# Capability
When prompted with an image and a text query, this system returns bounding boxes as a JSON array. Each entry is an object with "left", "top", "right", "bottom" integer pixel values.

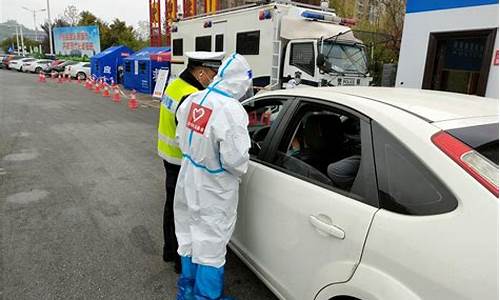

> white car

[
  {"left": 25, "top": 59, "right": 54, "bottom": 73},
  {"left": 232, "top": 87, "right": 498, "bottom": 300},
  {"left": 9, "top": 58, "right": 36, "bottom": 72},
  {"left": 67, "top": 62, "right": 91, "bottom": 80}
]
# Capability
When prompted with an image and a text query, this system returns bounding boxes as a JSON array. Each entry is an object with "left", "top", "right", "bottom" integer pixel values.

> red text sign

[
  {"left": 187, "top": 103, "right": 212, "bottom": 134},
  {"left": 494, "top": 50, "right": 499, "bottom": 66}
]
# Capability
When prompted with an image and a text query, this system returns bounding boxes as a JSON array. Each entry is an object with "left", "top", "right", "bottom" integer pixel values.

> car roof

[{"left": 261, "top": 87, "right": 498, "bottom": 122}]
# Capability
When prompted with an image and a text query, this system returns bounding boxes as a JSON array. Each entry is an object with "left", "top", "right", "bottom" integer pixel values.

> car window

[
  {"left": 268, "top": 102, "right": 378, "bottom": 204},
  {"left": 243, "top": 98, "right": 288, "bottom": 158},
  {"left": 372, "top": 122, "right": 458, "bottom": 215}
]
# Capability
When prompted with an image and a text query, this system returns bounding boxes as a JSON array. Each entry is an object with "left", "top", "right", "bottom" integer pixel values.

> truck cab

[
  {"left": 279, "top": 13, "right": 371, "bottom": 88},
  {"left": 170, "top": 1, "right": 371, "bottom": 90}
]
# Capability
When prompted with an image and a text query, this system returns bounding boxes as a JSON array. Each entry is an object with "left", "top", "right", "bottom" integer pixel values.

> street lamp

[
  {"left": 46, "top": 0, "right": 53, "bottom": 55},
  {"left": 22, "top": 6, "right": 46, "bottom": 43}
]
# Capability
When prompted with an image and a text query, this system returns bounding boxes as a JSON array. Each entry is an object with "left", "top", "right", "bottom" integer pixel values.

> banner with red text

[{"left": 53, "top": 26, "right": 100, "bottom": 57}]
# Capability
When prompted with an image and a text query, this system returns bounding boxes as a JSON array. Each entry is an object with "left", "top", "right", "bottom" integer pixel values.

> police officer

[{"left": 157, "top": 52, "right": 224, "bottom": 273}]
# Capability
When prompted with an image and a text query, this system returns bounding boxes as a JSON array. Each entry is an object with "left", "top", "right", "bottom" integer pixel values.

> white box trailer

[{"left": 170, "top": 1, "right": 372, "bottom": 89}]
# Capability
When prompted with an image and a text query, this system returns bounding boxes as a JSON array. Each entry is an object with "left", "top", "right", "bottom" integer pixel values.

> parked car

[
  {"left": 68, "top": 62, "right": 91, "bottom": 80},
  {"left": 231, "top": 87, "right": 498, "bottom": 300},
  {"left": 25, "top": 59, "right": 54, "bottom": 73},
  {"left": 48, "top": 60, "right": 78, "bottom": 74},
  {"left": 9, "top": 58, "right": 36, "bottom": 72},
  {"left": 2, "top": 55, "right": 24, "bottom": 69}
]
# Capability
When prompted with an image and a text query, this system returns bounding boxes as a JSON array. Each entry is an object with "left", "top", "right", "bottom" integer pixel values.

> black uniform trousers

[{"left": 163, "top": 160, "right": 181, "bottom": 269}]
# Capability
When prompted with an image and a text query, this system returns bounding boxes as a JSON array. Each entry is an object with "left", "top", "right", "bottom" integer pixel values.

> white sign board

[{"left": 153, "top": 69, "right": 170, "bottom": 98}]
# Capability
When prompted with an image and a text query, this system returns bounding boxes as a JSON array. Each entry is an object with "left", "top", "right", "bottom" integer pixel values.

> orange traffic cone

[
  {"left": 112, "top": 86, "right": 121, "bottom": 103},
  {"left": 57, "top": 74, "right": 63, "bottom": 83},
  {"left": 98, "top": 79, "right": 104, "bottom": 89},
  {"left": 94, "top": 81, "right": 101, "bottom": 93},
  {"left": 38, "top": 72, "right": 46, "bottom": 83},
  {"left": 102, "top": 85, "right": 111, "bottom": 97},
  {"left": 67, "top": 74, "right": 72, "bottom": 83},
  {"left": 128, "top": 90, "right": 139, "bottom": 110}
]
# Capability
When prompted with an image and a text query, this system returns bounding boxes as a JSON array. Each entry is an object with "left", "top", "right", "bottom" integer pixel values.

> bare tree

[
  {"left": 380, "top": 0, "right": 406, "bottom": 53},
  {"left": 63, "top": 5, "right": 80, "bottom": 26},
  {"left": 136, "top": 20, "right": 150, "bottom": 41}
]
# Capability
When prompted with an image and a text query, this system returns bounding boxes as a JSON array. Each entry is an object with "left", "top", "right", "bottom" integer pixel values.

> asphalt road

[{"left": 0, "top": 70, "right": 277, "bottom": 300}]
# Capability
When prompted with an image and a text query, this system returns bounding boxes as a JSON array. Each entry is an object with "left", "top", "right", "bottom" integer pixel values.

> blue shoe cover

[
  {"left": 176, "top": 256, "right": 198, "bottom": 300},
  {"left": 194, "top": 265, "right": 225, "bottom": 300}
]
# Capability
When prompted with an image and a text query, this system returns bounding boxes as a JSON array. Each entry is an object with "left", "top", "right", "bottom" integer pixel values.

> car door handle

[{"left": 309, "top": 215, "right": 345, "bottom": 240}]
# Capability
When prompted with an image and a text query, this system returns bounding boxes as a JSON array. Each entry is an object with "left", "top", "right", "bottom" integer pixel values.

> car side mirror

[{"left": 316, "top": 54, "right": 331, "bottom": 73}]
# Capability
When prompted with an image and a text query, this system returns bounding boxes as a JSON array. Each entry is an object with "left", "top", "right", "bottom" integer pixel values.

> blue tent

[
  {"left": 90, "top": 45, "right": 134, "bottom": 84},
  {"left": 123, "top": 47, "right": 171, "bottom": 94}
]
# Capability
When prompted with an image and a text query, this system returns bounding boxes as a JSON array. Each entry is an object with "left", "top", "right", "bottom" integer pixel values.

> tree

[
  {"left": 1, "top": 36, "right": 39, "bottom": 53},
  {"left": 63, "top": 5, "right": 80, "bottom": 26},
  {"left": 40, "top": 18, "right": 69, "bottom": 53},
  {"left": 379, "top": 0, "right": 406, "bottom": 54},
  {"left": 136, "top": 20, "right": 150, "bottom": 41}
]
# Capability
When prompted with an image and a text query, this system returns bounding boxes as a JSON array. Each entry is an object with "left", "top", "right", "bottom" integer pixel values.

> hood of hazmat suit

[{"left": 174, "top": 53, "right": 252, "bottom": 268}]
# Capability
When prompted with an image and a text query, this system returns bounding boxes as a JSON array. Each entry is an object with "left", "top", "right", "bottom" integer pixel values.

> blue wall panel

[{"left": 407, "top": 0, "right": 498, "bottom": 13}]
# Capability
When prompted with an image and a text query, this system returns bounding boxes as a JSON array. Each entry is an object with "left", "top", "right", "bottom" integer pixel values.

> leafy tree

[
  {"left": 40, "top": 18, "right": 70, "bottom": 53},
  {"left": 0, "top": 36, "right": 39, "bottom": 53}
]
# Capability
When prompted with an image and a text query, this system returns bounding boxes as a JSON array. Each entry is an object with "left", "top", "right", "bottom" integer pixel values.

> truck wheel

[{"left": 77, "top": 72, "right": 86, "bottom": 80}]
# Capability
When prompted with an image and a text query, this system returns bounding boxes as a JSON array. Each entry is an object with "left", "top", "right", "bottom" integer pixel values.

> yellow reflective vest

[{"left": 158, "top": 78, "right": 199, "bottom": 165}]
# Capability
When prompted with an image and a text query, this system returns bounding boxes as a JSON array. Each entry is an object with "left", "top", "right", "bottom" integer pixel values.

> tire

[
  {"left": 18, "top": 67, "right": 22, "bottom": 72},
  {"left": 77, "top": 72, "right": 86, "bottom": 80},
  {"left": 35, "top": 67, "right": 42, "bottom": 74}
]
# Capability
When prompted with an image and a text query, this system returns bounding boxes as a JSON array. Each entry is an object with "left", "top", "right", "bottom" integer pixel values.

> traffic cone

[
  {"left": 38, "top": 72, "right": 46, "bottom": 83},
  {"left": 58, "top": 74, "right": 63, "bottom": 83},
  {"left": 102, "top": 84, "right": 111, "bottom": 97},
  {"left": 67, "top": 74, "right": 72, "bottom": 83},
  {"left": 128, "top": 90, "right": 139, "bottom": 110},
  {"left": 85, "top": 79, "right": 91, "bottom": 89},
  {"left": 112, "top": 86, "right": 121, "bottom": 103},
  {"left": 94, "top": 81, "right": 101, "bottom": 93},
  {"left": 98, "top": 79, "right": 104, "bottom": 89}
]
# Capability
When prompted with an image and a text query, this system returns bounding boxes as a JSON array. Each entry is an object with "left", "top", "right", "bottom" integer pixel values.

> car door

[{"left": 232, "top": 97, "right": 380, "bottom": 300}]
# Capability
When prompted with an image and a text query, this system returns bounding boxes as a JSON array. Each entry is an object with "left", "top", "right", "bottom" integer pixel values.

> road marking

[{"left": 0, "top": 168, "right": 6, "bottom": 176}]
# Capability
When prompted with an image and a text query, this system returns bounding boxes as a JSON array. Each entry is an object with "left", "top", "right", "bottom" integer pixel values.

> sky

[{"left": 0, "top": 0, "right": 150, "bottom": 30}]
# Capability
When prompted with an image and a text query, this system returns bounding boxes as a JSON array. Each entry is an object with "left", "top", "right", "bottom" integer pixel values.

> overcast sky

[{"left": 1, "top": 0, "right": 150, "bottom": 30}]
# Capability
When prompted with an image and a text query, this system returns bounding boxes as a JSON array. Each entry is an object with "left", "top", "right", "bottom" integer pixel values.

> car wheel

[
  {"left": 18, "top": 67, "right": 22, "bottom": 72},
  {"left": 35, "top": 67, "right": 42, "bottom": 74},
  {"left": 77, "top": 72, "right": 86, "bottom": 80}
]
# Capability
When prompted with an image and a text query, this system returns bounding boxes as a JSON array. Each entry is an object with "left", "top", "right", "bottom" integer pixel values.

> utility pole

[
  {"left": 15, "top": 26, "right": 20, "bottom": 55},
  {"left": 20, "top": 25, "right": 25, "bottom": 55},
  {"left": 22, "top": 7, "right": 47, "bottom": 43},
  {"left": 46, "top": 0, "right": 54, "bottom": 55}
]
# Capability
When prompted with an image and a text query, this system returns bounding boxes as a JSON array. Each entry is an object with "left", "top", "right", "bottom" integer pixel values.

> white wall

[{"left": 396, "top": 4, "right": 499, "bottom": 98}]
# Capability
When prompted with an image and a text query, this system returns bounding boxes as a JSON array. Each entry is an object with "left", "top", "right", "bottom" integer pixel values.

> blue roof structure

[
  {"left": 123, "top": 47, "right": 171, "bottom": 94},
  {"left": 90, "top": 45, "right": 134, "bottom": 83},
  {"left": 124, "top": 47, "right": 170, "bottom": 61}
]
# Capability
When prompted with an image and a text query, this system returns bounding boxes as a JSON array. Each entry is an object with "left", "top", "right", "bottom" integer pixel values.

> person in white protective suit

[{"left": 174, "top": 53, "right": 252, "bottom": 300}]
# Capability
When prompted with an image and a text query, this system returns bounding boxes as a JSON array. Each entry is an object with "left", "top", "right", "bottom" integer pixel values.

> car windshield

[{"left": 321, "top": 41, "right": 368, "bottom": 75}]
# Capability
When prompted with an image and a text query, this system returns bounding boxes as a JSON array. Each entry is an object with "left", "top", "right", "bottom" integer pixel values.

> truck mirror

[
  {"left": 316, "top": 54, "right": 325, "bottom": 67},
  {"left": 316, "top": 54, "right": 331, "bottom": 73}
]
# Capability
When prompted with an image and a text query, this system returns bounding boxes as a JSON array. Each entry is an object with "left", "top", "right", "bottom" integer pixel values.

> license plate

[{"left": 342, "top": 78, "right": 355, "bottom": 86}]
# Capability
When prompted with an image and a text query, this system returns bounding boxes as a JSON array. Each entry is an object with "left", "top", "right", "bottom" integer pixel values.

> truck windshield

[{"left": 321, "top": 42, "right": 368, "bottom": 75}]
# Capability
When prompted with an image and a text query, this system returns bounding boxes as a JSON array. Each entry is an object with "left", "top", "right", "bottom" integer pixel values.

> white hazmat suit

[{"left": 174, "top": 53, "right": 252, "bottom": 300}]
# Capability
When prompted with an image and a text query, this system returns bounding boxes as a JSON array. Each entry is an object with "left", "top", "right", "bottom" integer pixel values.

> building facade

[{"left": 396, "top": 0, "right": 499, "bottom": 98}]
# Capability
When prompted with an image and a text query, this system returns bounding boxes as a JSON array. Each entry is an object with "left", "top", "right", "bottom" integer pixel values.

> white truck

[{"left": 170, "top": 0, "right": 371, "bottom": 89}]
